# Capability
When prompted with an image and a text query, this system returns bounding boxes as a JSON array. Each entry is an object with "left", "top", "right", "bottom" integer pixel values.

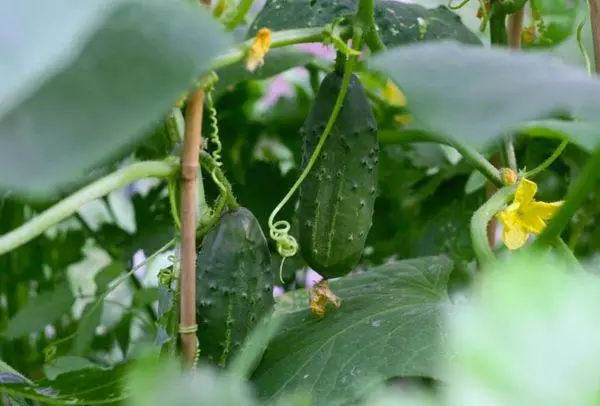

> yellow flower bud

[
  {"left": 245, "top": 27, "right": 272, "bottom": 72},
  {"left": 500, "top": 168, "right": 518, "bottom": 185}
]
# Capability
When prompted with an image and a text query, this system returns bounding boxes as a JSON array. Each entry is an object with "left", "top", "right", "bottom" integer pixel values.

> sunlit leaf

[
  {"left": 252, "top": 257, "right": 453, "bottom": 406},
  {"left": 0, "top": 0, "right": 232, "bottom": 198}
]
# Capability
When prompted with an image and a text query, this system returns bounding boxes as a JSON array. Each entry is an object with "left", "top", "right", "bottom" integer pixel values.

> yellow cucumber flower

[
  {"left": 496, "top": 178, "right": 563, "bottom": 250},
  {"left": 245, "top": 27, "right": 272, "bottom": 72}
]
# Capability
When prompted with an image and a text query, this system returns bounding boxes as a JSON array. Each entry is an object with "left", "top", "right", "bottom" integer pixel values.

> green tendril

[
  {"left": 448, "top": 0, "right": 470, "bottom": 10},
  {"left": 204, "top": 75, "right": 230, "bottom": 219},
  {"left": 194, "top": 338, "right": 201, "bottom": 368},
  {"left": 524, "top": 139, "right": 569, "bottom": 179},
  {"left": 267, "top": 27, "right": 364, "bottom": 285},
  {"left": 168, "top": 180, "right": 181, "bottom": 230},
  {"left": 205, "top": 82, "right": 223, "bottom": 167},
  {"left": 577, "top": 14, "right": 592, "bottom": 75}
]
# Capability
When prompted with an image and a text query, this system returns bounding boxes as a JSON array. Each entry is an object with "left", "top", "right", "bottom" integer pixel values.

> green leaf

[
  {"left": 375, "top": 3, "right": 481, "bottom": 47},
  {"left": 515, "top": 119, "right": 597, "bottom": 152},
  {"left": 43, "top": 356, "right": 96, "bottom": 380},
  {"left": 0, "top": 361, "right": 131, "bottom": 403},
  {"left": 414, "top": 191, "right": 482, "bottom": 268},
  {"left": 116, "top": 313, "right": 133, "bottom": 355},
  {"left": 71, "top": 302, "right": 104, "bottom": 356},
  {"left": 249, "top": 1, "right": 480, "bottom": 46},
  {"left": 94, "top": 261, "right": 126, "bottom": 292},
  {"left": 446, "top": 252, "right": 600, "bottom": 406},
  {"left": 251, "top": 256, "right": 453, "bottom": 406},
  {"left": 0, "top": 0, "right": 232, "bottom": 199},
  {"left": 2, "top": 284, "right": 74, "bottom": 339},
  {"left": 370, "top": 43, "right": 600, "bottom": 150},
  {"left": 247, "top": 0, "right": 356, "bottom": 35},
  {"left": 214, "top": 48, "right": 315, "bottom": 99},
  {"left": 523, "top": 0, "right": 579, "bottom": 48},
  {"left": 228, "top": 311, "right": 288, "bottom": 379},
  {"left": 127, "top": 356, "right": 258, "bottom": 406},
  {"left": 464, "top": 170, "right": 487, "bottom": 194},
  {"left": 133, "top": 287, "right": 160, "bottom": 308}
]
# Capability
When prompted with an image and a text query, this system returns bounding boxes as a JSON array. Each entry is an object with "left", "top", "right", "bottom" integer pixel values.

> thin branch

[
  {"left": 0, "top": 160, "right": 179, "bottom": 257},
  {"left": 180, "top": 88, "right": 205, "bottom": 368},
  {"left": 224, "top": 0, "right": 254, "bottom": 31},
  {"left": 210, "top": 27, "right": 330, "bottom": 71}
]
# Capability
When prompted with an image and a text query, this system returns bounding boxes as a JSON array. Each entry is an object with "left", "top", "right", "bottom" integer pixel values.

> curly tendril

[
  {"left": 203, "top": 73, "right": 229, "bottom": 215},
  {"left": 267, "top": 27, "right": 364, "bottom": 284},
  {"left": 577, "top": 14, "right": 592, "bottom": 75},
  {"left": 448, "top": 0, "right": 470, "bottom": 10},
  {"left": 204, "top": 83, "right": 223, "bottom": 168}
]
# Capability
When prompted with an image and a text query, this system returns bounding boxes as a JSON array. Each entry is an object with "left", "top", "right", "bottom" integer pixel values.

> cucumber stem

[
  {"left": 357, "top": 0, "right": 385, "bottom": 53},
  {"left": 470, "top": 185, "right": 516, "bottom": 269}
]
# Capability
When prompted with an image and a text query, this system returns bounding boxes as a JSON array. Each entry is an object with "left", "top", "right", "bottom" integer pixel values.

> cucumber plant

[{"left": 0, "top": 0, "right": 599, "bottom": 406}]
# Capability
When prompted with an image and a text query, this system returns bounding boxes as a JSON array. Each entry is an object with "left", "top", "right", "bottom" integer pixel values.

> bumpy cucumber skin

[
  {"left": 195, "top": 207, "right": 273, "bottom": 367},
  {"left": 297, "top": 71, "right": 379, "bottom": 279}
]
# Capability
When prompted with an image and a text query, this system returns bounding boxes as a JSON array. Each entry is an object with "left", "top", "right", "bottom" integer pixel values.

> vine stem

[
  {"left": 441, "top": 137, "right": 504, "bottom": 187},
  {"left": 180, "top": 88, "right": 205, "bottom": 368},
  {"left": 357, "top": 0, "right": 385, "bottom": 52},
  {"left": 471, "top": 185, "right": 517, "bottom": 268},
  {"left": 0, "top": 160, "right": 178, "bottom": 257},
  {"left": 224, "top": 0, "right": 254, "bottom": 31},
  {"left": 210, "top": 27, "right": 334, "bottom": 71}
]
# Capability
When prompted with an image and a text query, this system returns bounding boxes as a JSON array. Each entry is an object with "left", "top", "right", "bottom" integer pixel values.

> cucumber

[
  {"left": 195, "top": 207, "right": 274, "bottom": 367},
  {"left": 297, "top": 71, "right": 379, "bottom": 279}
]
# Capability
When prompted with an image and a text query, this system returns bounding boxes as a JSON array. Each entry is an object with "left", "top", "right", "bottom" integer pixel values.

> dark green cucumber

[
  {"left": 196, "top": 207, "right": 273, "bottom": 367},
  {"left": 297, "top": 71, "right": 379, "bottom": 278}
]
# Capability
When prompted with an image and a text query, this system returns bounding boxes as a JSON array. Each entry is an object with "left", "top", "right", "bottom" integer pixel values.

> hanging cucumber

[
  {"left": 297, "top": 70, "right": 379, "bottom": 279},
  {"left": 195, "top": 207, "right": 274, "bottom": 367}
]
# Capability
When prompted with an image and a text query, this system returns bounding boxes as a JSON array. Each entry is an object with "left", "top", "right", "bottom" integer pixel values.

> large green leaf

[
  {"left": 0, "top": 0, "right": 231, "bottom": 199},
  {"left": 71, "top": 302, "right": 104, "bottom": 356},
  {"left": 2, "top": 284, "right": 74, "bottom": 339},
  {"left": 43, "top": 356, "right": 96, "bottom": 380},
  {"left": 251, "top": 256, "right": 453, "bottom": 406},
  {"left": 247, "top": 0, "right": 356, "bottom": 35},
  {"left": 0, "top": 360, "right": 131, "bottom": 403},
  {"left": 248, "top": 1, "right": 480, "bottom": 46},
  {"left": 127, "top": 356, "right": 258, "bottom": 406},
  {"left": 375, "top": 3, "right": 481, "bottom": 47},
  {"left": 370, "top": 43, "right": 600, "bottom": 150},
  {"left": 445, "top": 252, "right": 600, "bottom": 406},
  {"left": 515, "top": 119, "right": 598, "bottom": 152}
]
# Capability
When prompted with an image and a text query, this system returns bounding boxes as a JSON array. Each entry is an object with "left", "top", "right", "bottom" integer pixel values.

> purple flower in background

[
  {"left": 296, "top": 42, "right": 336, "bottom": 60},
  {"left": 257, "top": 73, "right": 295, "bottom": 110},
  {"left": 133, "top": 249, "right": 146, "bottom": 279},
  {"left": 305, "top": 269, "right": 323, "bottom": 288}
]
